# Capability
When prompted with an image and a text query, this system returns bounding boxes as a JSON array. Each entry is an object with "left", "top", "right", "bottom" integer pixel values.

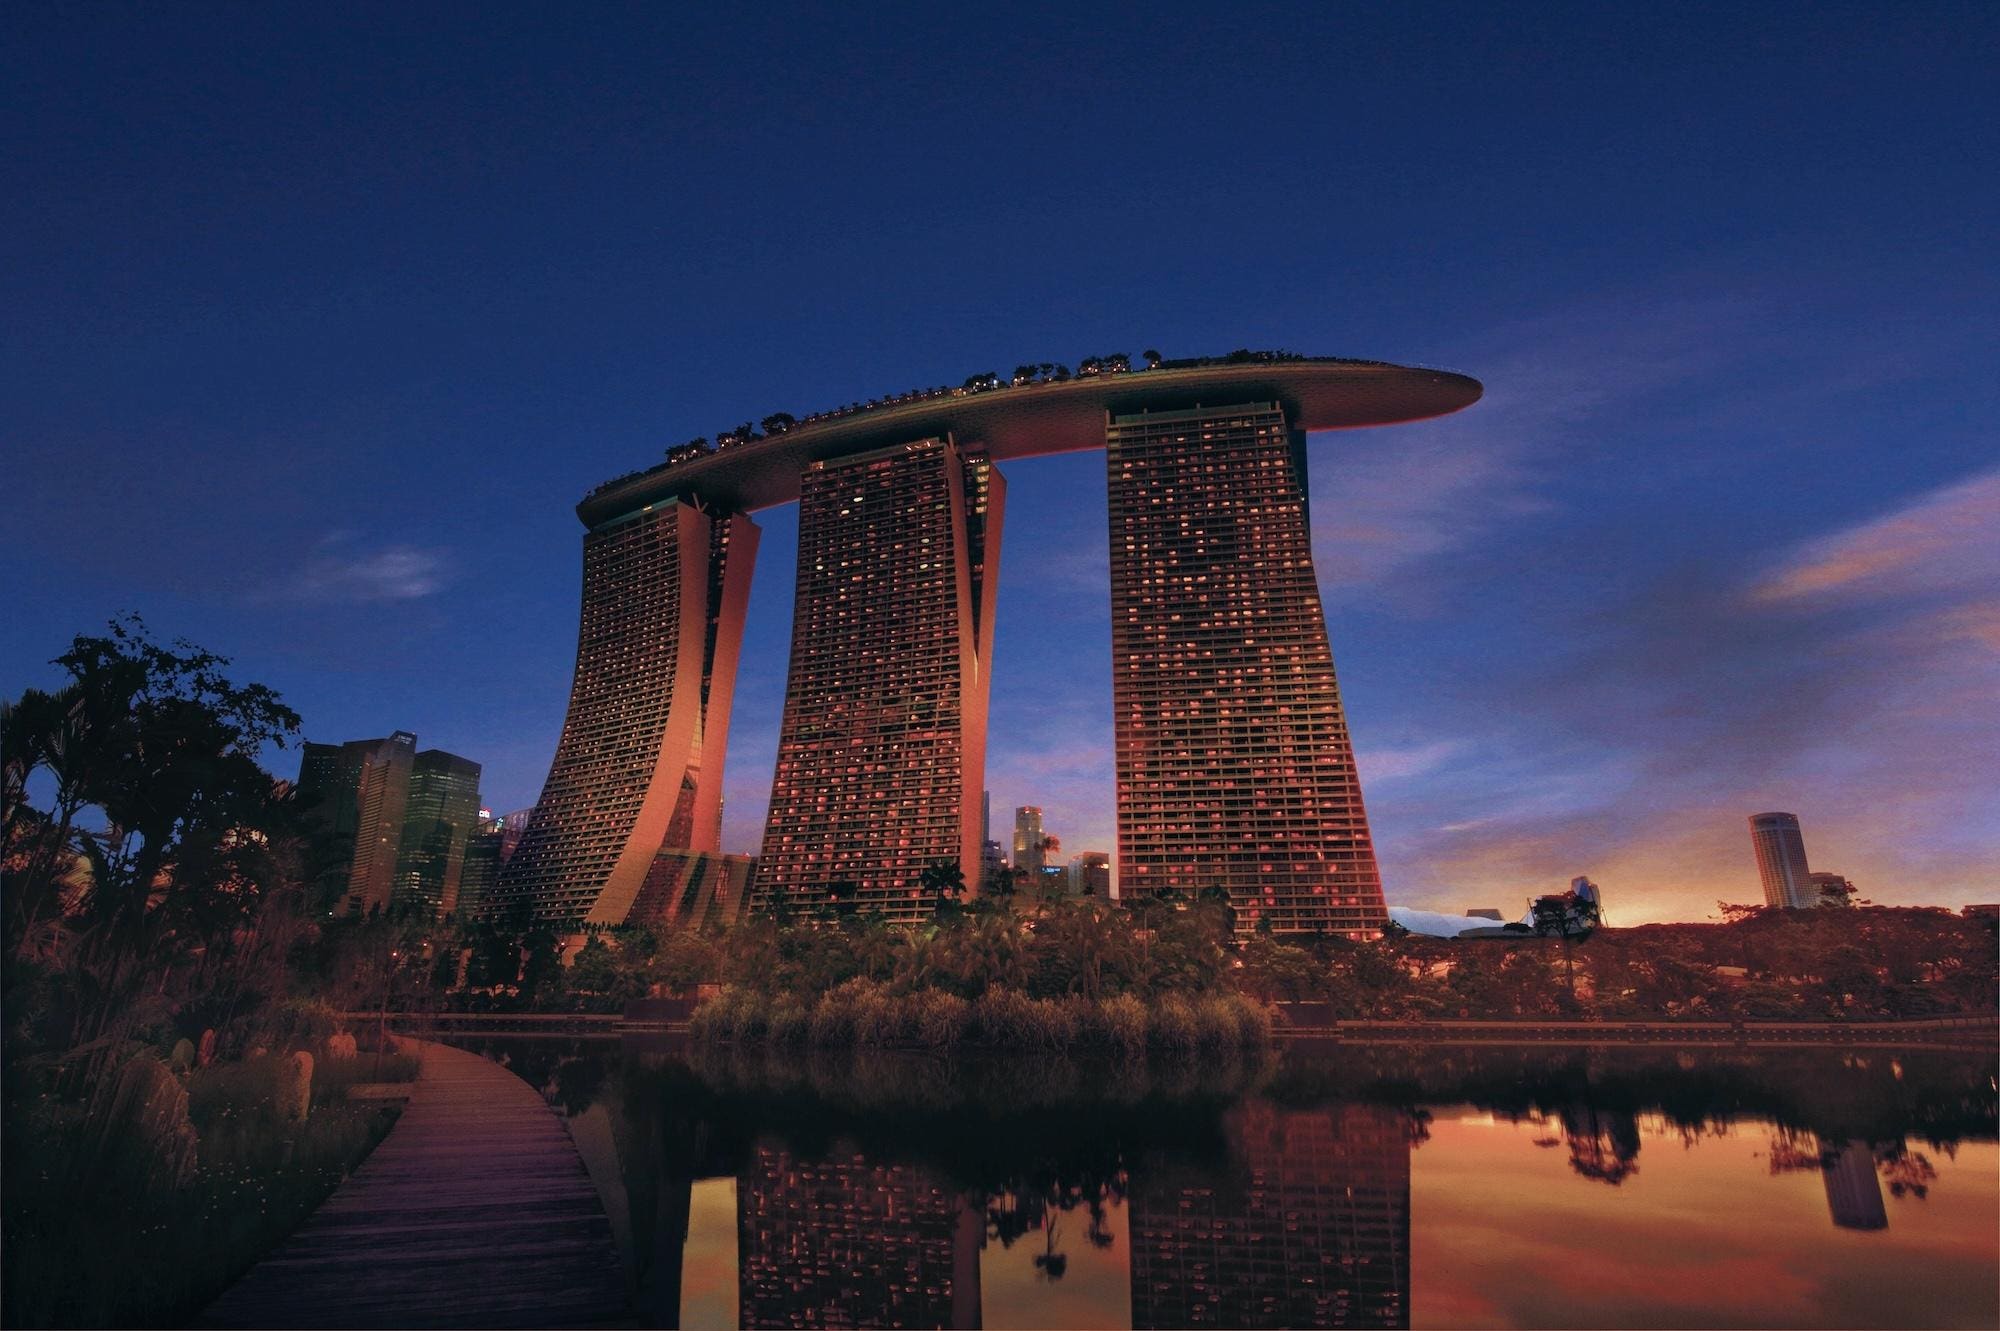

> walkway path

[{"left": 204, "top": 1038, "right": 627, "bottom": 1328}]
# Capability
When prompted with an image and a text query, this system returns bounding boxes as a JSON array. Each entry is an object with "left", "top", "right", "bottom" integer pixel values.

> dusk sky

[{"left": 8, "top": 3, "right": 1996, "bottom": 923}]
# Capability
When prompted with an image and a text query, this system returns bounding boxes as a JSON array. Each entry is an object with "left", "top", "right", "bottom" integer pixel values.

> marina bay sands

[{"left": 488, "top": 354, "right": 1483, "bottom": 935}]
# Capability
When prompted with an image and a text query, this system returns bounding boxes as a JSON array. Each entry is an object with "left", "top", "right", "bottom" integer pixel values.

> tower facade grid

[
  {"left": 1106, "top": 401, "right": 1384, "bottom": 935},
  {"left": 755, "top": 437, "right": 1003, "bottom": 920},
  {"left": 493, "top": 500, "right": 758, "bottom": 925}
]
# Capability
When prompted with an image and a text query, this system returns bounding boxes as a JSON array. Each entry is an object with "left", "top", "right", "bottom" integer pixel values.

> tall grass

[{"left": 687, "top": 984, "right": 1273, "bottom": 1057}]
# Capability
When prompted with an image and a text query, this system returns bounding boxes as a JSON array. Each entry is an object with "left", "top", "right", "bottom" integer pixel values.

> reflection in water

[
  {"left": 460, "top": 1039, "right": 1997, "bottom": 1330},
  {"left": 1128, "top": 1102, "right": 1409, "bottom": 1329},
  {"left": 737, "top": 1144, "right": 984, "bottom": 1329},
  {"left": 1821, "top": 1140, "right": 1888, "bottom": 1231}
]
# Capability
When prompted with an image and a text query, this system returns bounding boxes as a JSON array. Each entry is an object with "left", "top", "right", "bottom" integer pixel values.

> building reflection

[
  {"left": 1126, "top": 1101, "right": 1411, "bottom": 1329},
  {"left": 1821, "top": 1139, "right": 1888, "bottom": 1231},
  {"left": 736, "top": 1142, "right": 984, "bottom": 1329}
]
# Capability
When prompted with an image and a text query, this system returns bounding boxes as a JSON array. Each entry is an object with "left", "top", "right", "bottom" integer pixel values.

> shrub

[
  {"left": 766, "top": 1001, "right": 810, "bottom": 1046},
  {"left": 972, "top": 988, "right": 1071, "bottom": 1050},
  {"left": 1193, "top": 995, "right": 1239, "bottom": 1049},
  {"left": 1148, "top": 994, "right": 1200, "bottom": 1053},
  {"left": 1231, "top": 993, "right": 1274, "bottom": 1047},
  {"left": 908, "top": 990, "right": 971, "bottom": 1048},
  {"left": 1100, "top": 994, "right": 1150, "bottom": 1058},
  {"left": 850, "top": 986, "right": 901, "bottom": 1047}
]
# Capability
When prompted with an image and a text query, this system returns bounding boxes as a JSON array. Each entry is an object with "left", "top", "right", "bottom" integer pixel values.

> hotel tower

[{"left": 511, "top": 354, "right": 1480, "bottom": 933}]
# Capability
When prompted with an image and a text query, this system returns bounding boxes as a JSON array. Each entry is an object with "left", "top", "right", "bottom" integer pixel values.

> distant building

[
  {"left": 1013, "top": 806, "right": 1044, "bottom": 876},
  {"left": 392, "top": 749, "right": 483, "bottom": 916},
  {"left": 1821, "top": 1140, "right": 1888, "bottom": 1231},
  {"left": 1808, "top": 871, "right": 1856, "bottom": 907},
  {"left": 1962, "top": 903, "right": 1999, "bottom": 921},
  {"left": 1749, "top": 812, "right": 1813, "bottom": 909},
  {"left": 1070, "top": 851, "right": 1112, "bottom": 898},
  {"left": 980, "top": 839, "right": 1008, "bottom": 894},
  {"left": 1464, "top": 908, "right": 1504, "bottom": 921},
  {"left": 457, "top": 821, "right": 504, "bottom": 920},
  {"left": 297, "top": 731, "right": 418, "bottom": 916}
]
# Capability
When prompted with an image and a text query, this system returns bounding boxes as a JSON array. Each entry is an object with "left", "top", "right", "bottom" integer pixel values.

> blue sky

[{"left": 7, "top": 3, "right": 1996, "bottom": 921}]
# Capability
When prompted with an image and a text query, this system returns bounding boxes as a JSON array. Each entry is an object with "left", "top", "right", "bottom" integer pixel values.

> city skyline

[{"left": 8, "top": 5, "right": 1995, "bottom": 924}]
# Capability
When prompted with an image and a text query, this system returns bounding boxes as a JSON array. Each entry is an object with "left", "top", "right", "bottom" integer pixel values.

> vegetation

[{"left": 2, "top": 619, "right": 418, "bottom": 1328}]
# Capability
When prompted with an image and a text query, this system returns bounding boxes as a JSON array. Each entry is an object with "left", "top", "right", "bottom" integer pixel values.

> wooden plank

[{"left": 202, "top": 1038, "right": 628, "bottom": 1329}]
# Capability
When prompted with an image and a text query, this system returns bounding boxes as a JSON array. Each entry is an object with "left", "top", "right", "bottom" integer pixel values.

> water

[{"left": 458, "top": 1038, "right": 1998, "bottom": 1329}]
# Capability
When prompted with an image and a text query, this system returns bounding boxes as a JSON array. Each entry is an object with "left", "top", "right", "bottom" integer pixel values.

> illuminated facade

[
  {"left": 492, "top": 501, "right": 759, "bottom": 925},
  {"left": 736, "top": 1143, "right": 984, "bottom": 1329},
  {"left": 1106, "top": 402, "right": 1383, "bottom": 935},
  {"left": 511, "top": 358, "right": 1478, "bottom": 926},
  {"left": 1012, "top": 805, "right": 1044, "bottom": 875},
  {"left": 1750, "top": 811, "right": 1813, "bottom": 909},
  {"left": 1128, "top": 1101, "right": 1410, "bottom": 1329},
  {"left": 755, "top": 438, "right": 1004, "bottom": 921}
]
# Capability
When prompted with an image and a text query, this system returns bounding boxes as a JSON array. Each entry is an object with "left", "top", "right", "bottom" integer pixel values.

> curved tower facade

[
  {"left": 1107, "top": 401, "right": 1383, "bottom": 935},
  {"left": 492, "top": 500, "right": 758, "bottom": 925},
  {"left": 755, "top": 437, "right": 1003, "bottom": 921}
]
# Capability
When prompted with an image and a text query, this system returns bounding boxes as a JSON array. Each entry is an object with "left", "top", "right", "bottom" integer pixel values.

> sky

[{"left": 7, "top": 3, "right": 1997, "bottom": 923}]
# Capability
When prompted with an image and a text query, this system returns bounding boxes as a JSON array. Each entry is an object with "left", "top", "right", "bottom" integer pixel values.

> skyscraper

[
  {"left": 393, "top": 749, "right": 482, "bottom": 916},
  {"left": 296, "top": 731, "right": 417, "bottom": 916},
  {"left": 756, "top": 438, "right": 1004, "bottom": 920},
  {"left": 1013, "top": 806, "right": 1044, "bottom": 876},
  {"left": 1106, "top": 402, "right": 1383, "bottom": 936},
  {"left": 493, "top": 501, "right": 759, "bottom": 925},
  {"left": 1750, "top": 812, "right": 1813, "bottom": 909}
]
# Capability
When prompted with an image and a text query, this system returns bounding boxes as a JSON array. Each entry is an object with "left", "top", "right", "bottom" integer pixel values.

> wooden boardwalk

[{"left": 204, "top": 1038, "right": 627, "bottom": 1328}]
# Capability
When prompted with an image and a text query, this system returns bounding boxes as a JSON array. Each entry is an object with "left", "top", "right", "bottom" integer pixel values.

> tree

[
  {"left": 1142, "top": 348, "right": 1162, "bottom": 369},
  {"left": 920, "top": 859, "right": 966, "bottom": 914},
  {"left": 1817, "top": 876, "right": 1858, "bottom": 907}
]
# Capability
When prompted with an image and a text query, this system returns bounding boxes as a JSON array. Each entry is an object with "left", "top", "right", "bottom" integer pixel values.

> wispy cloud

[
  {"left": 259, "top": 532, "right": 455, "bottom": 603},
  {"left": 1312, "top": 294, "right": 1761, "bottom": 603},
  {"left": 1752, "top": 467, "right": 2000, "bottom": 608}
]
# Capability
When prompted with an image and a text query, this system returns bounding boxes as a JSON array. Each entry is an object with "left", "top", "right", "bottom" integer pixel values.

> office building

[
  {"left": 296, "top": 732, "right": 417, "bottom": 916},
  {"left": 1107, "top": 402, "right": 1384, "bottom": 935},
  {"left": 1750, "top": 812, "right": 1813, "bottom": 909},
  {"left": 392, "top": 749, "right": 483, "bottom": 916},
  {"left": 756, "top": 438, "right": 1004, "bottom": 921},
  {"left": 1013, "top": 806, "right": 1044, "bottom": 876},
  {"left": 493, "top": 502, "right": 759, "bottom": 925},
  {"left": 1808, "top": 871, "right": 1856, "bottom": 907}
]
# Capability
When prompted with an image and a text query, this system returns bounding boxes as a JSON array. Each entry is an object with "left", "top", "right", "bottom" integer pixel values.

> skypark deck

[{"left": 577, "top": 357, "right": 1482, "bottom": 526}]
